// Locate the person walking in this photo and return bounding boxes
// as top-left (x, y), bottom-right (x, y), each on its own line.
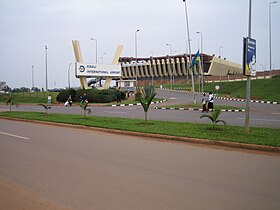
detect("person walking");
top-left (208, 92), bottom-right (214, 111)
top-left (201, 93), bottom-right (208, 112)
top-left (80, 93), bottom-right (88, 104)
top-left (116, 88), bottom-right (122, 103)
top-left (47, 94), bottom-right (52, 104)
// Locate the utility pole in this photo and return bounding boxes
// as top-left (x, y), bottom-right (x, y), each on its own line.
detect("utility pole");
top-left (45, 45), bottom-right (48, 92)
top-left (32, 65), bottom-right (34, 90)
top-left (183, 0), bottom-right (196, 103)
top-left (245, 0), bottom-right (252, 132)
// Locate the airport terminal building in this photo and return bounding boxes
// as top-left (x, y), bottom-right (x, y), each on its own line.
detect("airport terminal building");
top-left (118, 53), bottom-right (242, 85)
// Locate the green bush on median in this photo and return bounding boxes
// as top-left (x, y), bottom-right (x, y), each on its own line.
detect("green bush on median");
top-left (56, 88), bottom-right (126, 103)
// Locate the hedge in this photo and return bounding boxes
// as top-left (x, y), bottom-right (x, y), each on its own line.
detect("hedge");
top-left (56, 88), bottom-right (126, 103)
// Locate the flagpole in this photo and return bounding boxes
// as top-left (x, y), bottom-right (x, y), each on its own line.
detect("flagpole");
top-left (183, 0), bottom-right (196, 103)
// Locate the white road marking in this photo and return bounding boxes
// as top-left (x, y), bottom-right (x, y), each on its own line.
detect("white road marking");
top-left (237, 118), bottom-right (280, 122)
top-left (0, 131), bottom-right (30, 140)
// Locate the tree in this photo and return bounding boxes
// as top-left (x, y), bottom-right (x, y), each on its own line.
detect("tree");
top-left (38, 104), bottom-right (51, 115)
top-left (80, 102), bottom-right (92, 118)
top-left (200, 109), bottom-right (226, 130)
top-left (31, 87), bottom-right (41, 92)
top-left (136, 85), bottom-right (157, 122)
top-left (12, 87), bottom-right (30, 92)
top-left (6, 94), bottom-right (18, 112)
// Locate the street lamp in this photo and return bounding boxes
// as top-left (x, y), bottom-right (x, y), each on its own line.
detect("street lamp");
top-left (196, 31), bottom-right (204, 93)
top-left (166, 43), bottom-right (173, 89)
top-left (68, 63), bottom-right (72, 89)
top-left (135, 29), bottom-right (140, 87)
top-left (45, 45), bottom-right (48, 92)
top-left (219, 46), bottom-right (223, 81)
top-left (90, 38), bottom-right (98, 63)
top-left (166, 43), bottom-right (172, 56)
top-left (245, 0), bottom-right (253, 132)
top-left (219, 46), bottom-right (223, 57)
top-left (31, 65), bottom-right (34, 90)
top-left (183, 0), bottom-right (195, 103)
top-left (149, 51), bottom-right (154, 85)
top-left (100, 52), bottom-right (106, 63)
top-left (269, 1), bottom-right (277, 79)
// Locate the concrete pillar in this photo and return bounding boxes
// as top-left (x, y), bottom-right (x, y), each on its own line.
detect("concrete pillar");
top-left (72, 40), bottom-right (89, 89)
top-left (103, 45), bottom-right (123, 89)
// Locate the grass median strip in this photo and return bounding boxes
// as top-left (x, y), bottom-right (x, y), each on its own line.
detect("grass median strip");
top-left (0, 111), bottom-right (279, 147)
top-left (159, 103), bottom-right (243, 110)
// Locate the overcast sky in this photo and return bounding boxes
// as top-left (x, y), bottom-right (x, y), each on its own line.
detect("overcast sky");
top-left (0, 0), bottom-right (279, 89)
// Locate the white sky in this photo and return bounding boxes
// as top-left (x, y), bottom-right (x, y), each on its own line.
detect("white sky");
top-left (0, 0), bottom-right (279, 89)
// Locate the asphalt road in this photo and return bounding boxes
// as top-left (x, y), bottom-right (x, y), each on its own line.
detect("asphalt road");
top-left (1, 89), bottom-right (279, 128)
top-left (1, 119), bottom-right (280, 210)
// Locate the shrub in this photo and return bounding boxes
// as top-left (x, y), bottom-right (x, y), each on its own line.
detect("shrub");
top-left (74, 89), bottom-right (125, 103)
top-left (56, 89), bottom-right (77, 103)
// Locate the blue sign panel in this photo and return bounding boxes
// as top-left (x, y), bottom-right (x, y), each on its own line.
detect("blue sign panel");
top-left (243, 37), bottom-right (256, 76)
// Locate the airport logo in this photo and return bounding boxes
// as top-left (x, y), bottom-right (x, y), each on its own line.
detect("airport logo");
top-left (79, 65), bottom-right (85, 72)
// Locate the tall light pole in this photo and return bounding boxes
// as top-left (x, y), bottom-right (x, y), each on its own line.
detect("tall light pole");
top-left (166, 43), bottom-right (173, 89)
top-left (45, 45), bottom-right (48, 92)
top-left (196, 31), bottom-right (204, 93)
top-left (219, 46), bottom-right (223, 81)
top-left (68, 63), bottom-right (72, 89)
top-left (90, 38), bottom-right (98, 63)
top-left (269, 1), bottom-right (277, 79)
top-left (135, 29), bottom-right (140, 87)
top-left (183, 0), bottom-right (195, 103)
top-left (219, 46), bottom-right (223, 57)
top-left (245, 0), bottom-right (252, 132)
top-left (166, 43), bottom-right (172, 56)
top-left (100, 52), bottom-right (106, 63)
top-left (264, 62), bottom-right (267, 78)
top-left (31, 65), bottom-right (34, 90)
top-left (149, 51), bottom-right (154, 85)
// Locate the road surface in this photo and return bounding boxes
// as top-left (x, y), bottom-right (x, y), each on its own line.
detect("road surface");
top-left (1, 90), bottom-right (279, 128)
top-left (1, 119), bottom-right (280, 210)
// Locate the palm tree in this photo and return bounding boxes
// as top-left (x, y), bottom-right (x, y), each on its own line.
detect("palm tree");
top-left (200, 109), bottom-right (226, 130)
top-left (136, 85), bottom-right (157, 122)
top-left (80, 102), bottom-right (92, 118)
top-left (38, 104), bottom-right (51, 115)
top-left (6, 95), bottom-right (18, 112)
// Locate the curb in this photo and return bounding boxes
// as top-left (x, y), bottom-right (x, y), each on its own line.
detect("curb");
top-left (214, 96), bottom-right (279, 105)
top-left (154, 107), bottom-right (245, 112)
top-left (158, 89), bottom-right (279, 105)
top-left (195, 91), bottom-right (279, 105)
top-left (109, 99), bottom-right (167, 107)
top-left (1, 116), bottom-right (279, 154)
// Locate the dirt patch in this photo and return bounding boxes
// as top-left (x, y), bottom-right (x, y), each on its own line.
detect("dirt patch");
top-left (0, 177), bottom-right (71, 210)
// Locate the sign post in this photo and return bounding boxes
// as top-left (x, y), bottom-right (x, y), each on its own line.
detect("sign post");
top-left (243, 37), bottom-right (256, 132)
top-left (215, 85), bottom-right (220, 96)
top-left (244, 0), bottom-right (256, 132)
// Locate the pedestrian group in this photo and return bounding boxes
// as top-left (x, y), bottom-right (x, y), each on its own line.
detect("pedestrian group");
top-left (201, 92), bottom-right (214, 112)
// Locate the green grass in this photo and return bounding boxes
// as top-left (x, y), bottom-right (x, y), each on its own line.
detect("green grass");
top-left (0, 92), bottom-right (59, 104)
top-left (160, 103), bottom-right (243, 110)
top-left (159, 77), bottom-right (280, 102)
top-left (1, 111), bottom-right (279, 147)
